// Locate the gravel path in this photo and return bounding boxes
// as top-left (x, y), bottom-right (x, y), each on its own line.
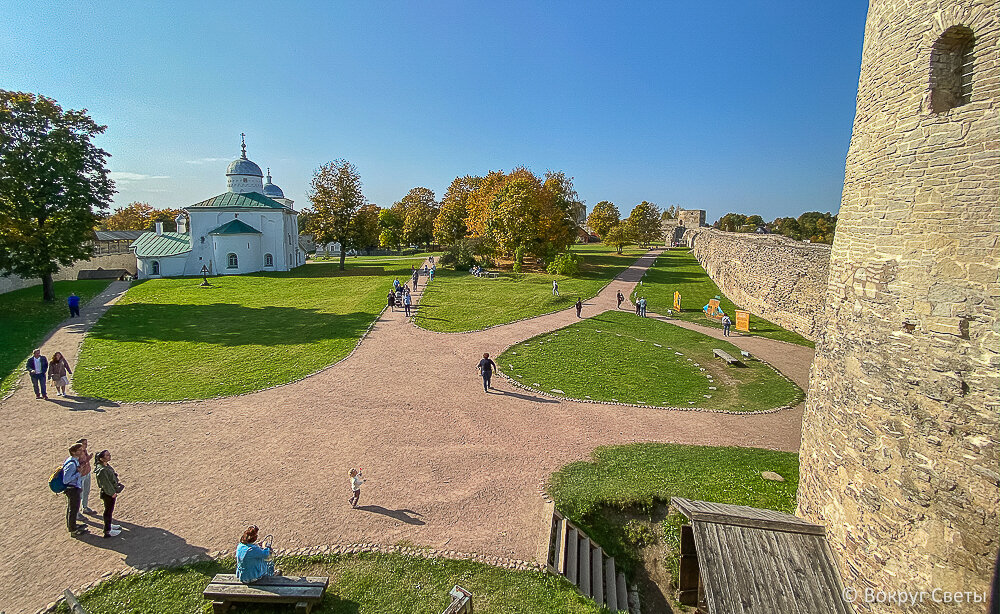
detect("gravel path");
top-left (0, 252), bottom-right (811, 613)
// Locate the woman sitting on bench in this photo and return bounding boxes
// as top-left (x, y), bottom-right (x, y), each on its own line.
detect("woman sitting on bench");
top-left (236, 525), bottom-right (276, 583)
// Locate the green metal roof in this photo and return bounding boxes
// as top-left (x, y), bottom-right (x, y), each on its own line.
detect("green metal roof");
top-left (130, 232), bottom-right (192, 258)
top-left (186, 191), bottom-right (286, 210)
top-left (207, 219), bottom-right (262, 235)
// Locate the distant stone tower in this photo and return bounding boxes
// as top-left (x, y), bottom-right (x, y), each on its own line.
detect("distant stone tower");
top-left (797, 1), bottom-right (998, 612)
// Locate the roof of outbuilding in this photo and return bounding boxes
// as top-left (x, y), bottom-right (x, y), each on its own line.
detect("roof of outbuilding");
top-left (130, 232), bottom-right (192, 258)
top-left (95, 230), bottom-right (146, 242)
top-left (186, 191), bottom-right (286, 210)
top-left (207, 219), bottom-right (262, 235)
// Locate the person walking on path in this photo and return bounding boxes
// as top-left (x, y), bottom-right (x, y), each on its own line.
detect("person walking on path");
top-left (387, 290), bottom-right (396, 312)
top-left (575, 298), bottom-right (583, 318)
top-left (76, 438), bottom-right (95, 516)
top-left (403, 292), bottom-right (412, 317)
top-left (635, 298), bottom-right (641, 316)
top-left (639, 297), bottom-right (647, 318)
top-left (552, 280), bottom-right (559, 296)
top-left (477, 352), bottom-right (497, 392)
top-left (349, 468), bottom-right (365, 508)
top-left (26, 348), bottom-right (48, 400)
top-left (94, 450), bottom-right (123, 538)
top-left (67, 292), bottom-right (80, 318)
top-left (722, 314), bottom-right (732, 337)
top-left (48, 352), bottom-right (72, 397)
top-left (412, 270), bottom-right (419, 289)
top-left (395, 287), bottom-right (403, 308)
top-left (429, 266), bottom-right (435, 281)
top-left (617, 290), bottom-right (624, 309)
top-left (62, 443), bottom-right (88, 536)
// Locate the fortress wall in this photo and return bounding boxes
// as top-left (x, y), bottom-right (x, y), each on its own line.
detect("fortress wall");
top-left (682, 227), bottom-right (831, 341)
top-left (797, 1), bottom-right (999, 611)
top-left (0, 253), bottom-right (137, 295)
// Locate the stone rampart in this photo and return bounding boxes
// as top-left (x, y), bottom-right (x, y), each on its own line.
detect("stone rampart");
top-left (682, 227), bottom-right (830, 341)
top-left (0, 253), bottom-right (137, 295)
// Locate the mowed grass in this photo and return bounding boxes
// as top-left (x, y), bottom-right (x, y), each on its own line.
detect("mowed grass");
top-left (415, 244), bottom-right (647, 332)
top-left (0, 279), bottom-right (112, 397)
top-left (549, 443), bottom-right (799, 574)
top-left (498, 311), bottom-right (802, 412)
top-left (73, 261), bottom-right (419, 402)
top-left (55, 552), bottom-right (605, 614)
top-left (633, 248), bottom-right (814, 347)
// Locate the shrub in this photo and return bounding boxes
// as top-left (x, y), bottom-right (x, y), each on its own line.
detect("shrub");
top-left (546, 251), bottom-right (580, 277)
top-left (623, 519), bottom-right (656, 547)
top-left (513, 246), bottom-right (526, 273)
top-left (443, 238), bottom-right (480, 269)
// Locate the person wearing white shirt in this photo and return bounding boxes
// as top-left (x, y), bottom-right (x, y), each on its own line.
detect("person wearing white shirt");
top-left (349, 468), bottom-right (365, 508)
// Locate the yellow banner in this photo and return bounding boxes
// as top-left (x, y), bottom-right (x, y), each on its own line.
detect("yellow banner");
top-left (673, 291), bottom-right (681, 311)
top-left (705, 298), bottom-right (723, 321)
top-left (735, 310), bottom-right (750, 332)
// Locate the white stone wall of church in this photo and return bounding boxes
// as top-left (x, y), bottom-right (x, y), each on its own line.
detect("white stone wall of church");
top-left (137, 254), bottom-right (187, 278)
top-left (226, 175), bottom-right (264, 194)
top-left (212, 234), bottom-right (261, 275)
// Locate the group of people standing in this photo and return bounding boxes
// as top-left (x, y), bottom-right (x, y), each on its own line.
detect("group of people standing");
top-left (26, 348), bottom-right (73, 399)
top-left (60, 438), bottom-right (124, 538)
top-left (387, 262), bottom-right (435, 317)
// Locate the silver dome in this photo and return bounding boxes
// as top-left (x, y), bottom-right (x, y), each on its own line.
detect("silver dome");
top-left (263, 181), bottom-right (284, 198)
top-left (226, 157), bottom-right (263, 177)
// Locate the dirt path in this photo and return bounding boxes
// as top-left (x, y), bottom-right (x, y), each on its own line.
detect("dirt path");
top-left (0, 252), bottom-right (809, 613)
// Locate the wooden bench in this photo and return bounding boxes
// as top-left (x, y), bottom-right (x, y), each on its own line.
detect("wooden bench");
top-left (713, 349), bottom-right (741, 365)
top-left (203, 574), bottom-right (329, 614)
top-left (485, 271), bottom-right (500, 279)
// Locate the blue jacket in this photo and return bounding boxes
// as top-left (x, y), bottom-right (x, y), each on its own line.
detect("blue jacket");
top-left (236, 543), bottom-right (272, 583)
top-left (62, 456), bottom-right (82, 489)
top-left (26, 356), bottom-right (48, 376)
top-left (67, 295), bottom-right (80, 308)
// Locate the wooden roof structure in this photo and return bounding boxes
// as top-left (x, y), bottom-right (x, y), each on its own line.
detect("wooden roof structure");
top-left (671, 497), bottom-right (855, 614)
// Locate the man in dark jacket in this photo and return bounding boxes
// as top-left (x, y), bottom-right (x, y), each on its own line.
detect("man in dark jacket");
top-left (26, 348), bottom-right (48, 399)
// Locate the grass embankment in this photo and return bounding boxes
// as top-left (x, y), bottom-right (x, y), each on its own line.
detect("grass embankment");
top-left (56, 552), bottom-right (605, 614)
top-left (415, 244), bottom-right (647, 332)
top-left (633, 248), bottom-right (814, 347)
top-left (549, 443), bottom-right (799, 580)
top-left (498, 311), bottom-right (801, 412)
top-left (0, 280), bottom-right (112, 397)
top-left (73, 258), bottom-right (427, 402)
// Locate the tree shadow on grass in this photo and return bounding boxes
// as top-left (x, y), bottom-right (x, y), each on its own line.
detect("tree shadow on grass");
top-left (88, 304), bottom-right (377, 347)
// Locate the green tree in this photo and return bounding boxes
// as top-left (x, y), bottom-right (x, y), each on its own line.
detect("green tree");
top-left (746, 214), bottom-right (766, 230)
top-left (434, 175), bottom-right (480, 246)
top-left (539, 171), bottom-right (584, 258)
top-left (626, 201), bottom-right (662, 247)
top-left (297, 209), bottom-right (314, 234)
top-left (770, 216), bottom-right (801, 239)
top-left (603, 222), bottom-right (634, 254)
top-left (395, 187), bottom-right (439, 248)
top-left (715, 213), bottom-right (748, 232)
top-left (378, 208), bottom-right (403, 250)
top-left (0, 91), bottom-right (115, 300)
top-left (306, 159), bottom-right (365, 270)
top-left (587, 200), bottom-right (620, 238)
top-left (352, 203), bottom-right (381, 253)
top-left (797, 211), bottom-right (837, 244)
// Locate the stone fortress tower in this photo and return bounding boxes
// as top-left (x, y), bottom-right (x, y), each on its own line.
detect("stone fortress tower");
top-left (797, 0), bottom-right (998, 611)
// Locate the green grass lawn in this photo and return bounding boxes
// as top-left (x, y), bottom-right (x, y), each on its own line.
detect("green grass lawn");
top-left (73, 260), bottom-right (422, 402)
top-left (549, 443), bottom-right (799, 577)
top-left (632, 248), bottom-right (814, 347)
top-left (415, 244), bottom-right (647, 332)
top-left (0, 279), bottom-right (112, 397)
top-left (56, 552), bottom-right (605, 614)
top-left (498, 311), bottom-right (802, 412)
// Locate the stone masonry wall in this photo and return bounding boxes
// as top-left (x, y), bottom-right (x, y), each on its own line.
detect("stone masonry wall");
top-left (683, 227), bottom-right (831, 341)
top-left (797, 1), bottom-right (999, 612)
top-left (0, 253), bottom-right (137, 295)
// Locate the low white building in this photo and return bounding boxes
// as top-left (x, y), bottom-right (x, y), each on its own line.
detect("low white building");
top-left (132, 137), bottom-right (305, 278)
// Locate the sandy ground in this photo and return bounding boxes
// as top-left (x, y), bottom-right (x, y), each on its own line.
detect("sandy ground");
top-left (0, 250), bottom-right (811, 613)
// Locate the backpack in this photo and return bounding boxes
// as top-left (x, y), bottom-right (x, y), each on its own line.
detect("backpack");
top-left (49, 465), bottom-right (66, 493)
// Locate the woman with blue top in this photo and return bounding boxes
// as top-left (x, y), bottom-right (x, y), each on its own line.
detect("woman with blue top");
top-left (235, 525), bottom-right (276, 583)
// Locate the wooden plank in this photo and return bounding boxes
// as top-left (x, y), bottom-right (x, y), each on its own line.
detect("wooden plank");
top-left (687, 511), bottom-right (824, 536)
top-left (678, 524), bottom-right (700, 606)
top-left (692, 522), bottom-right (743, 614)
top-left (208, 574), bottom-right (329, 588)
top-left (616, 572), bottom-right (628, 613)
top-left (765, 527), bottom-right (821, 612)
top-left (555, 515), bottom-right (569, 575)
top-left (203, 583), bottom-right (325, 602)
top-left (565, 527), bottom-right (579, 584)
top-left (732, 525), bottom-right (782, 613)
top-left (604, 556), bottom-right (618, 612)
top-left (591, 547), bottom-right (604, 604)
top-left (579, 536), bottom-right (591, 597)
top-left (63, 590), bottom-right (89, 614)
top-left (816, 539), bottom-right (857, 614)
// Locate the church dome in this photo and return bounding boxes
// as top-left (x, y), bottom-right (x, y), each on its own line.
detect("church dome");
top-left (226, 134), bottom-right (265, 194)
top-left (262, 169), bottom-right (284, 198)
top-left (227, 157), bottom-right (263, 178)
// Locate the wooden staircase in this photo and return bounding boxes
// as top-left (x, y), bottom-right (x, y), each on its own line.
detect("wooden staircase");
top-left (546, 509), bottom-right (633, 613)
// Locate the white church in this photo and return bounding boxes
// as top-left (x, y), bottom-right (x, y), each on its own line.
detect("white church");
top-left (131, 136), bottom-right (306, 278)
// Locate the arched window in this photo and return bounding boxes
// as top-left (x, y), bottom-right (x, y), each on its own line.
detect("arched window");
top-left (929, 26), bottom-right (975, 113)
top-left (264, 253), bottom-right (273, 267)
top-left (227, 253), bottom-right (238, 269)
top-left (151, 260), bottom-right (159, 275)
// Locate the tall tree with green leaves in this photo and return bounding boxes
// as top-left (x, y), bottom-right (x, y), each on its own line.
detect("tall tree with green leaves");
top-left (394, 187), bottom-right (439, 248)
top-left (587, 201), bottom-right (620, 237)
top-left (378, 208), bottom-right (403, 250)
top-left (0, 91), bottom-right (115, 300)
top-left (102, 201), bottom-right (154, 231)
top-left (603, 222), bottom-right (634, 254)
top-left (306, 159), bottom-right (365, 270)
top-left (625, 201), bottom-right (662, 247)
top-left (434, 175), bottom-right (480, 246)
top-left (352, 203), bottom-right (381, 253)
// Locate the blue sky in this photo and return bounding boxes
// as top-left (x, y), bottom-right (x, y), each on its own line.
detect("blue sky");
top-left (2, 1), bottom-right (868, 223)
